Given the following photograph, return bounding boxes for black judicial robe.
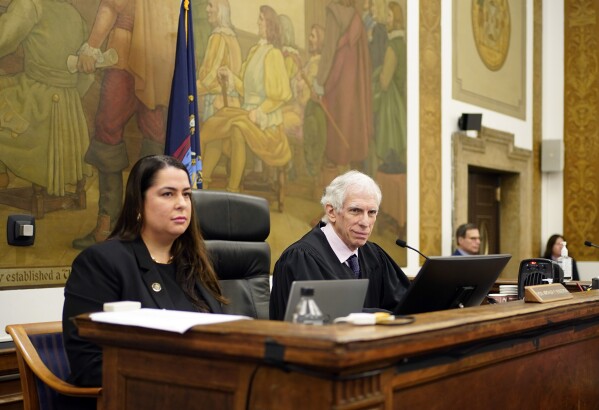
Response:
[269,223,411,320]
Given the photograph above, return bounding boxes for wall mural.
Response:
[0,0,407,289]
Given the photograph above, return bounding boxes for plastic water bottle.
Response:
[558,241,573,281]
[292,287,324,325]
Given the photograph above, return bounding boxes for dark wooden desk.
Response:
[76,291,599,409]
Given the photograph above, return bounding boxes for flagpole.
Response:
[185,0,190,44]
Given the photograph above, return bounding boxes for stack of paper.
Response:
[90,308,251,333]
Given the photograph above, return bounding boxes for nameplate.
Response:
[524,283,573,303]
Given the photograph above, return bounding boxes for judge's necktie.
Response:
[347,254,361,279]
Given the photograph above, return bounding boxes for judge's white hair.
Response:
[320,170,382,222]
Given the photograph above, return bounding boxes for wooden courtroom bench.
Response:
[75,290,599,409]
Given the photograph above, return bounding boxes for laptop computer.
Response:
[283,279,369,323]
[396,254,511,315]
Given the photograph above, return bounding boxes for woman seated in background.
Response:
[542,234,580,281]
[62,155,227,393]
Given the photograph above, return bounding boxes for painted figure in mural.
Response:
[72,0,179,250]
[316,0,373,173]
[278,14,305,180]
[197,0,241,121]
[361,0,375,35]
[200,4,291,193]
[365,0,388,72]
[0,0,92,195]
[191,0,209,64]
[298,24,326,179]
[279,14,302,83]
[373,1,406,173]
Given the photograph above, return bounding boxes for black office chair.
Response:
[192,189,271,319]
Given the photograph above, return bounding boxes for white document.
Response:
[66,48,119,73]
[90,308,252,334]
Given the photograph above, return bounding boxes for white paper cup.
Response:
[488,293,509,304]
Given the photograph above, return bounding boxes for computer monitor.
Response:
[396,254,511,315]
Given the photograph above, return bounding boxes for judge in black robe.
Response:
[270,223,410,320]
[269,170,411,320]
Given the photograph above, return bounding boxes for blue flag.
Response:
[165,0,202,188]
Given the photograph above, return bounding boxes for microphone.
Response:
[395,239,429,260]
[584,240,599,249]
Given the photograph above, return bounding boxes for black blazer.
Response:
[63,238,223,387]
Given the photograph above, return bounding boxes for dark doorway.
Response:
[468,168,500,254]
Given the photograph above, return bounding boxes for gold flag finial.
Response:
[183,0,190,42]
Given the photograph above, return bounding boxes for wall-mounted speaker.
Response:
[7,214,35,246]
[457,113,482,131]
[541,139,564,172]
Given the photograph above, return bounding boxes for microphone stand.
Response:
[395,239,429,260]
[584,240,599,249]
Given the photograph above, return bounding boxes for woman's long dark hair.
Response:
[543,234,563,259]
[110,155,227,309]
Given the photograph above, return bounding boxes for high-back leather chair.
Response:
[5,321,102,410]
[192,190,271,319]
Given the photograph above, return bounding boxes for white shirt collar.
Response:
[321,223,358,263]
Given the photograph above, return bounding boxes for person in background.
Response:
[269,170,411,320]
[452,223,481,256]
[542,234,580,281]
[63,155,227,394]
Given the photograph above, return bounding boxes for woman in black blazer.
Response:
[62,155,227,391]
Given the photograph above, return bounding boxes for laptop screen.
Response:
[396,254,511,315]
[283,279,369,323]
